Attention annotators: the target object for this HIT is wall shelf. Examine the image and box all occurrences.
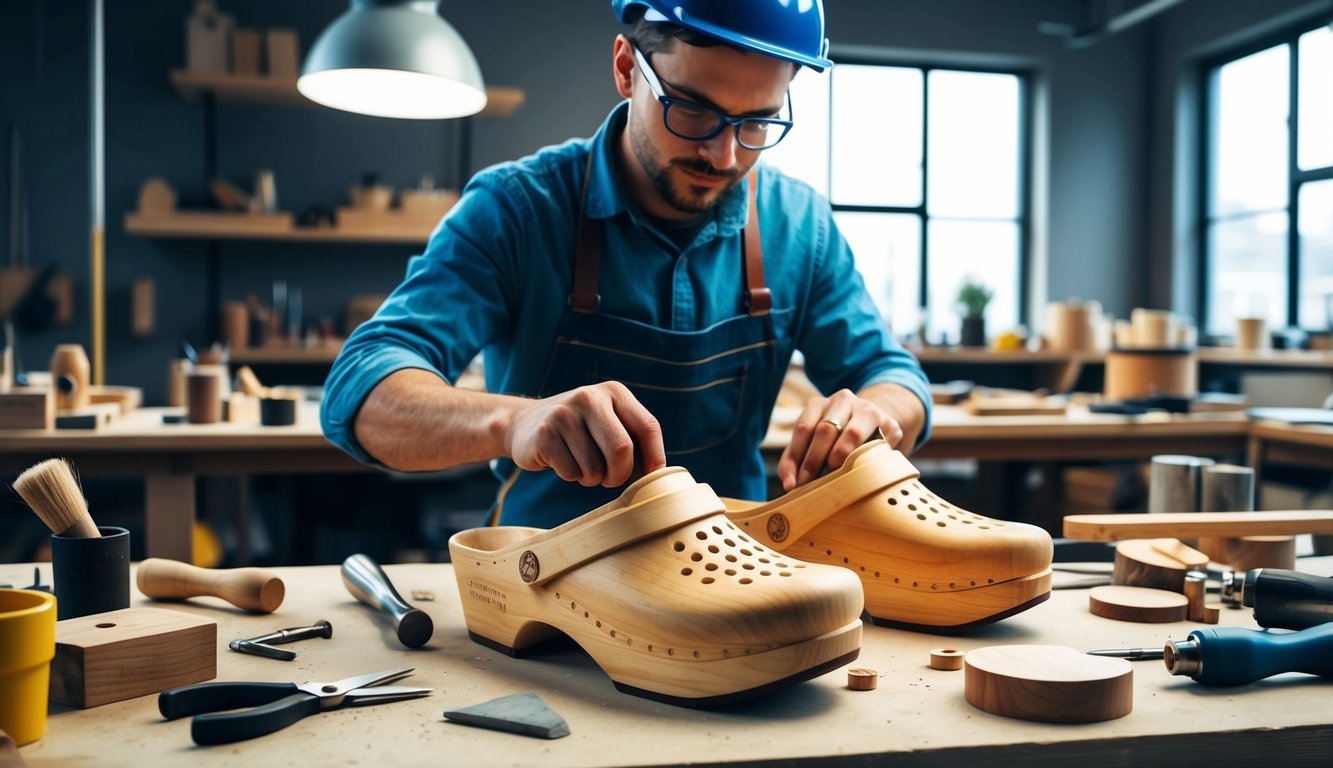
[169,70,525,117]
[125,212,432,245]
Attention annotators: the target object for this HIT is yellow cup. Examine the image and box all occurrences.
[0,589,57,746]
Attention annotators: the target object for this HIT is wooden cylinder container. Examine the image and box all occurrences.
[187,367,223,424]
[1104,349,1197,401]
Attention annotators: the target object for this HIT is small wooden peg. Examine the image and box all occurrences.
[847,668,878,690]
[930,648,965,671]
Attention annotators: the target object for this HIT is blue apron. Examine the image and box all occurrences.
[493,163,781,527]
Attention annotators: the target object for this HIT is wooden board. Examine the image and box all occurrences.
[49,607,216,708]
[1064,511,1333,541]
[963,395,1068,416]
[88,385,143,415]
[963,645,1133,723]
[1088,586,1188,623]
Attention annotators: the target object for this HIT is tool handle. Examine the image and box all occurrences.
[1191,623,1333,685]
[340,554,433,648]
[159,682,298,720]
[137,558,285,613]
[191,692,322,746]
[1247,569,1333,630]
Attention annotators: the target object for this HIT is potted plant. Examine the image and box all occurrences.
[955,277,993,347]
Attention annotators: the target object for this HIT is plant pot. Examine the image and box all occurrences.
[960,317,987,348]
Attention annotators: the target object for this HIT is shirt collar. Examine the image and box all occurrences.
[584,101,752,236]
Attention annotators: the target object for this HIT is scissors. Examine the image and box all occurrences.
[158,667,431,745]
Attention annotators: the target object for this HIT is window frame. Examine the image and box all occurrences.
[812,50,1035,329]
[1198,21,1333,335]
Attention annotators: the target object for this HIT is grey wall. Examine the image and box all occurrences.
[0,0,1321,403]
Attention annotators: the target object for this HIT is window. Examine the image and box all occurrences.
[1203,24,1333,336]
[764,58,1029,341]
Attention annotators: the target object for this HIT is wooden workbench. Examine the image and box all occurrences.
[8,560,1332,767]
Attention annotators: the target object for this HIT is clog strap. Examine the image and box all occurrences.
[732,447,920,547]
[514,483,724,587]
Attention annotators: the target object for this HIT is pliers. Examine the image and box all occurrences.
[158,667,431,745]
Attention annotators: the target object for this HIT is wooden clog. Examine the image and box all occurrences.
[724,441,1053,633]
[449,468,864,707]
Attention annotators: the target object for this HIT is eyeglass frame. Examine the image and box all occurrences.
[630,45,794,151]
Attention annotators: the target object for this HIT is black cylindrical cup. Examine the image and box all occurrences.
[259,397,297,426]
[51,526,130,620]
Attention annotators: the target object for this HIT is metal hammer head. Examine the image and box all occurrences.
[229,620,333,661]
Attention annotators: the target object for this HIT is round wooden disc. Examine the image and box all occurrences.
[964,645,1133,723]
[929,648,965,671]
[847,668,878,691]
[1089,585,1188,623]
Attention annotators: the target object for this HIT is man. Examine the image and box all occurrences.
[321,0,931,527]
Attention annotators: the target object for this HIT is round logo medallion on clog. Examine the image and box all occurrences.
[767,513,789,543]
[518,550,540,583]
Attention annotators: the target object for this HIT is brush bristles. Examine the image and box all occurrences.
[13,457,100,537]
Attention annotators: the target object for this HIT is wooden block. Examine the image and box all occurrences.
[265,28,299,79]
[1089,585,1188,623]
[131,276,155,337]
[1226,536,1297,572]
[49,607,216,708]
[0,388,54,430]
[223,393,260,423]
[231,28,260,76]
[55,403,120,430]
[87,385,142,415]
[847,668,878,690]
[964,645,1132,723]
[1203,604,1221,624]
[929,648,965,671]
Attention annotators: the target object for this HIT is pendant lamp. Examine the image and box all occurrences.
[298,0,487,119]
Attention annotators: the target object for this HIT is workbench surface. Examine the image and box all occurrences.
[8,559,1332,767]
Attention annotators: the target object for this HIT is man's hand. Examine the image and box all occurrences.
[778,388,906,492]
[506,382,666,488]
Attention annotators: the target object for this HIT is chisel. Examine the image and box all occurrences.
[341,553,433,648]
[1164,622,1333,685]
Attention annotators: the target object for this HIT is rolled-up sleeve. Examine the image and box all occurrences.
[321,172,528,463]
[796,204,933,446]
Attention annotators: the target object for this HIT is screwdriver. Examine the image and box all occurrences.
[1221,568,1333,630]
[1163,622,1333,686]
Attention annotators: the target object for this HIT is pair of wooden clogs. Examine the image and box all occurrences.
[449,441,1053,707]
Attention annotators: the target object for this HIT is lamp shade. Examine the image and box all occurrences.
[298,0,487,119]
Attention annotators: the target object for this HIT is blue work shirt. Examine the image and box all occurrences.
[322,102,931,491]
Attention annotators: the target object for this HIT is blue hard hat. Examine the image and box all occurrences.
[612,0,832,72]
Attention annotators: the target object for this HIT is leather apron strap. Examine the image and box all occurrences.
[571,160,768,317]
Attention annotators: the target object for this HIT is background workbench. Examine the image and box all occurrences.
[8,559,1333,767]
[6,404,1321,564]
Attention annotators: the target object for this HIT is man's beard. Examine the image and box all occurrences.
[631,123,745,215]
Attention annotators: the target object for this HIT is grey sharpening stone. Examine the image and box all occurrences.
[442,692,570,739]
